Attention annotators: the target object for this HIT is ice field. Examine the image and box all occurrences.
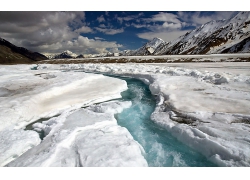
[0,62,250,167]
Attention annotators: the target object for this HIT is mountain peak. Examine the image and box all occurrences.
[145,37,165,54]
[152,37,164,41]
[124,11,250,56]
[52,50,78,59]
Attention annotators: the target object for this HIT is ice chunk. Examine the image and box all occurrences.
[7,106,147,167]
[0,128,40,167]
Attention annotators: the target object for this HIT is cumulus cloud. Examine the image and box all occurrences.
[95,27,124,35]
[108,47,120,53]
[116,13,144,24]
[131,23,149,28]
[162,22,182,29]
[94,37,105,40]
[33,36,122,54]
[97,15,105,23]
[0,11,122,54]
[131,12,186,42]
[177,11,236,26]
[135,11,234,42]
[145,12,181,24]
[137,30,189,42]
[75,26,93,33]
[75,36,122,54]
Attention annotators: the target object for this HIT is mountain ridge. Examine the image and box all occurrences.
[124,11,250,56]
[0,37,48,64]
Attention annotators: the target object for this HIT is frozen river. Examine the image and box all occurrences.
[114,76,216,166]
[1,62,250,166]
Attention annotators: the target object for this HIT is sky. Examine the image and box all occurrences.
[0,10,237,55]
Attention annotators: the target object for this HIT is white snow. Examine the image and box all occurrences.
[0,65,127,131]
[64,61,250,167]
[145,37,165,54]
[67,53,250,63]
[0,128,40,166]
[7,101,147,167]
[1,61,250,167]
[0,64,147,167]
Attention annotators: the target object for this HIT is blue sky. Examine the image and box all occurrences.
[0,11,236,55]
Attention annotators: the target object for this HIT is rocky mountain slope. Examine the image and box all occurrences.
[127,11,250,56]
[0,38,47,64]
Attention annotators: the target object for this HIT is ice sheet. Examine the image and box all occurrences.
[0,65,127,131]
[1,65,147,166]
[71,62,250,166]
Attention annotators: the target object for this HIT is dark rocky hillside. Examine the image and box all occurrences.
[0,37,47,64]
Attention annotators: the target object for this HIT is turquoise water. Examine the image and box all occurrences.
[115,76,216,167]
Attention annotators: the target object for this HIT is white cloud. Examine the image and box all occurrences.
[97,15,105,23]
[32,35,122,54]
[137,30,189,42]
[162,22,182,29]
[75,36,123,54]
[0,12,123,54]
[131,23,149,28]
[146,12,181,23]
[134,12,185,42]
[94,37,105,40]
[95,27,124,35]
[116,13,144,24]
[99,24,106,28]
[0,12,84,50]
[177,11,236,26]
[75,26,93,33]
[109,47,119,53]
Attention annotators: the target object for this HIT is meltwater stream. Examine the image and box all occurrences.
[114,76,216,167]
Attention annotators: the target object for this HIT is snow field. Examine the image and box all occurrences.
[8,101,147,167]
[56,62,250,166]
[0,65,147,166]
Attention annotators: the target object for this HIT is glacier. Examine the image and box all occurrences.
[1,61,250,167]
[51,61,250,166]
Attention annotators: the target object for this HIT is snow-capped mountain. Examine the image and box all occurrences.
[130,11,250,56]
[44,50,78,59]
[120,38,166,56]
[53,50,78,59]
[134,38,166,55]
[46,51,120,59]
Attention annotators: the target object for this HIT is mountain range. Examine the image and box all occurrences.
[124,11,250,56]
[0,11,250,64]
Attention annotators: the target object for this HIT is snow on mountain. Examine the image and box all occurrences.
[130,38,166,56]
[221,36,250,53]
[47,51,121,59]
[54,50,78,59]
[144,37,165,54]
[154,11,250,55]
[128,12,250,56]
[44,50,79,59]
